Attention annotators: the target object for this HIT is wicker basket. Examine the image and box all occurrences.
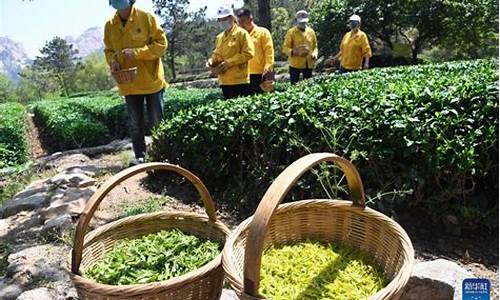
[111,67,137,84]
[222,153,414,300]
[70,162,230,300]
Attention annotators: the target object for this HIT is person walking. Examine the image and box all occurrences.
[104,0,168,166]
[330,14,372,73]
[282,10,318,85]
[207,5,255,99]
[236,8,275,95]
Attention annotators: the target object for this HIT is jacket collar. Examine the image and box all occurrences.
[112,6,137,25]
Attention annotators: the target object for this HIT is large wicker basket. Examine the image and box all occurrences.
[222,153,414,300]
[70,162,230,300]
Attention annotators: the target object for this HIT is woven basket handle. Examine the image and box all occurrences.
[243,153,366,296]
[71,162,217,274]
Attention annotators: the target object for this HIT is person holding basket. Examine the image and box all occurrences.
[207,5,255,100]
[104,0,168,166]
[282,10,318,85]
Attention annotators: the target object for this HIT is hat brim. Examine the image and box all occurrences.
[217,13,233,19]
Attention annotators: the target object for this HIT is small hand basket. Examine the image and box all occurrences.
[260,71,275,92]
[111,67,138,84]
[295,45,310,57]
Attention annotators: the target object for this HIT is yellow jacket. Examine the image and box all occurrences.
[340,30,372,70]
[104,7,168,96]
[211,24,255,85]
[247,25,274,75]
[282,26,318,69]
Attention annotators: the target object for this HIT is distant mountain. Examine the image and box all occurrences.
[0,37,31,82]
[0,27,104,81]
[65,27,104,58]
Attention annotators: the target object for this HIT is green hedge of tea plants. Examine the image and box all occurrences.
[151,59,499,222]
[0,103,29,168]
[163,88,224,117]
[32,89,231,151]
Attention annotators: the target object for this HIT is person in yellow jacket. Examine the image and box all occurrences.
[207,5,255,99]
[330,14,372,73]
[282,10,318,85]
[236,8,274,95]
[104,0,167,166]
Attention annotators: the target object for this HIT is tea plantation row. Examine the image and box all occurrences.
[30,88,226,151]
[0,103,29,168]
[150,59,499,223]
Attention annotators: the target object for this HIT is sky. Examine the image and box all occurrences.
[0,0,244,58]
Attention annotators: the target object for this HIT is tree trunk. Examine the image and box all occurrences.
[257,0,272,30]
[170,39,176,80]
[411,48,419,64]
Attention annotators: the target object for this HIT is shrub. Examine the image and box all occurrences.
[163,88,224,117]
[151,59,499,223]
[0,103,29,168]
[33,99,110,150]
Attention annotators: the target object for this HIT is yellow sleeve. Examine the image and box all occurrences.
[133,14,168,60]
[103,22,117,66]
[361,33,372,58]
[226,31,255,67]
[262,29,275,70]
[311,30,318,57]
[282,29,293,57]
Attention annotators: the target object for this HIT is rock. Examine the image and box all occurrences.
[42,214,73,234]
[0,218,8,237]
[49,171,96,188]
[0,280,24,300]
[65,165,104,177]
[41,187,96,220]
[0,211,44,241]
[43,153,91,172]
[220,289,239,300]
[6,245,72,286]
[1,193,50,218]
[11,185,48,200]
[401,259,474,300]
[17,288,53,300]
[25,179,50,191]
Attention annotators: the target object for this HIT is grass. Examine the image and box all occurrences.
[121,196,172,217]
[0,166,33,206]
[118,151,135,168]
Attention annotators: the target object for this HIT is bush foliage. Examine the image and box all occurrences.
[151,59,499,221]
[0,103,29,168]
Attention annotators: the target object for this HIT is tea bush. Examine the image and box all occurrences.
[0,103,29,168]
[151,59,499,222]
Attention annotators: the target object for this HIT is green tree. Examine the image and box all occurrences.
[33,37,80,96]
[17,65,62,101]
[0,74,16,103]
[74,53,115,92]
[271,7,291,61]
[310,0,499,63]
[153,0,199,79]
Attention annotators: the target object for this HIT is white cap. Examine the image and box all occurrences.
[349,14,361,22]
[217,5,234,19]
[296,10,309,23]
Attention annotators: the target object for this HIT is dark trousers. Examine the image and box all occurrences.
[125,89,164,159]
[339,66,357,74]
[249,74,264,95]
[290,67,313,85]
[221,84,250,99]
